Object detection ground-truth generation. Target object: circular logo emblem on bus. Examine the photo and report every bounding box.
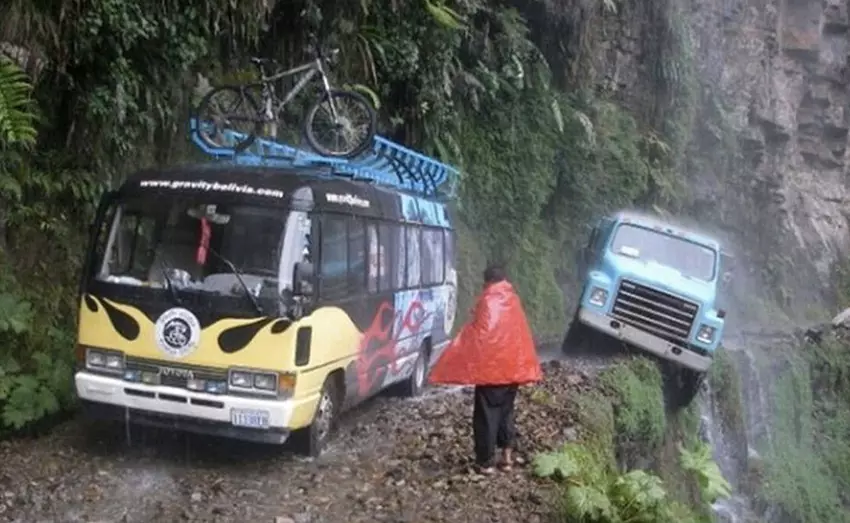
[154,308,201,359]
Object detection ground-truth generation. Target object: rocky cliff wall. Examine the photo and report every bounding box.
[584,0,850,318]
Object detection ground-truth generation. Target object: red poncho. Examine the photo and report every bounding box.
[429,280,542,386]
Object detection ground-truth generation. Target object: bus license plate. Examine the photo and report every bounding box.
[230,409,270,429]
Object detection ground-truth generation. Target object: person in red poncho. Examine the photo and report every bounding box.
[429,264,542,474]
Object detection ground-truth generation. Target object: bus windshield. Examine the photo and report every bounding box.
[609,223,717,282]
[96,198,312,298]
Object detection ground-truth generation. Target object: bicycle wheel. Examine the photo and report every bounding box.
[194,85,261,152]
[304,90,377,159]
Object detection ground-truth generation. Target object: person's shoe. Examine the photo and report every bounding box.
[475,464,496,475]
[498,449,513,471]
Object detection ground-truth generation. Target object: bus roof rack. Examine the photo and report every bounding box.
[188,118,459,199]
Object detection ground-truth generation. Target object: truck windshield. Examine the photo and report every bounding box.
[609,223,716,282]
[96,198,310,298]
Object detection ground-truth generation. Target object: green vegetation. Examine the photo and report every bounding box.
[757,331,850,522]
[533,357,729,522]
[709,346,746,438]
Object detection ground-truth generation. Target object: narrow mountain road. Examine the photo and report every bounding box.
[1,348,605,523]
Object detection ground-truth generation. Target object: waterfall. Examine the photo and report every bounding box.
[700,333,780,522]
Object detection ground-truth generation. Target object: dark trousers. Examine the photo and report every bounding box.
[472,384,519,466]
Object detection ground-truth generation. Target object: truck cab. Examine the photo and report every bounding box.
[566,211,726,404]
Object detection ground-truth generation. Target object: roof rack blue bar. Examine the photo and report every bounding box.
[188,118,459,198]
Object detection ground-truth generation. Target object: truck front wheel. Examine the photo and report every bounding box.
[563,308,591,355]
[672,367,706,408]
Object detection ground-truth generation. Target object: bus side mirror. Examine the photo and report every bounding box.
[293,262,314,297]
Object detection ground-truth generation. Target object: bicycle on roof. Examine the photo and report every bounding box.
[193,42,377,159]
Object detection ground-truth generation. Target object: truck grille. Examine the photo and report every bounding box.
[612,280,698,348]
[125,356,227,389]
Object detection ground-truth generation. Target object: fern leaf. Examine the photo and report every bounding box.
[564,484,614,518]
[424,0,465,29]
[532,450,581,480]
[0,57,37,148]
[679,443,733,503]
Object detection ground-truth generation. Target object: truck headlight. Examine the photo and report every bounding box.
[588,287,608,307]
[85,348,125,374]
[696,325,716,344]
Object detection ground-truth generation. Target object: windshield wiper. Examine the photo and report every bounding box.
[159,262,184,306]
[208,247,264,316]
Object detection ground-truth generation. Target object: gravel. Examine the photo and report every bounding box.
[0,353,608,523]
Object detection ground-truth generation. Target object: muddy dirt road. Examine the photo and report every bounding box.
[0,352,606,523]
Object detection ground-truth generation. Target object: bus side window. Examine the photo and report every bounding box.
[394,224,406,289]
[406,225,421,287]
[377,221,394,292]
[319,215,348,300]
[348,218,366,295]
[421,228,444,285]
[367,222,378,294]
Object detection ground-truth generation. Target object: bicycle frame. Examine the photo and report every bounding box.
[256,58,339,129]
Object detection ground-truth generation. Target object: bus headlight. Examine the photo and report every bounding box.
[588,287,608,307]
[229,371,253,388]
[228,368,285,396]
[696,325,716,344]
[85,348,125,374]
[253,373,277,391]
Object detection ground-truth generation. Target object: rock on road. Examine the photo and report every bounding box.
[0,352,600,523]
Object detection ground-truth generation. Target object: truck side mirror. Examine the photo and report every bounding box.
[292,261,314,297]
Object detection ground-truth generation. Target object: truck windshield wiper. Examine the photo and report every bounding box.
[158,262,184,306]
[208,247,264,316]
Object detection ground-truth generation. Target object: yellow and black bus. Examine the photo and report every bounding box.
[75,149,458,455]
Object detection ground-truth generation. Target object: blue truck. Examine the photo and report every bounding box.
[566,210,729,406]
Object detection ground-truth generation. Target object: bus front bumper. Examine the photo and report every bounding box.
[578,308,713,373]
[75,371,297,444]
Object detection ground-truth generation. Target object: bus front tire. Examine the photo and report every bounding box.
[293,376,339,457]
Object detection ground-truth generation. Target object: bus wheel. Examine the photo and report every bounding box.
[399,343,430,398]
[293,376,339,457]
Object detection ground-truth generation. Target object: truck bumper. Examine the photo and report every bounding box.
[75,371,299,444]
[578,308,713,373]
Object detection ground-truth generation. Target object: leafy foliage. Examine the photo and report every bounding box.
[0,57,37,149]
[678,442,733,503]
[532,443,706,523]
[0,0,272,432]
